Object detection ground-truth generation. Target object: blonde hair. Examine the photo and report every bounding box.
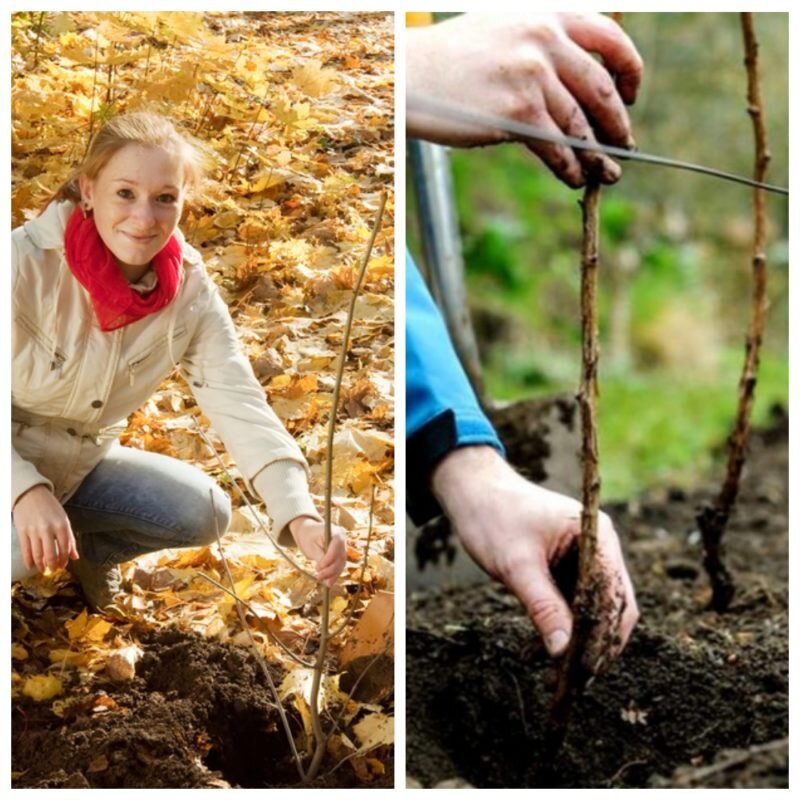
[47,112,207,208]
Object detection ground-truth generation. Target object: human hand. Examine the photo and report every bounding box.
[407,12,644,187]
[12,485,79,573]
[288,516,348,588]
[431,446,638,669]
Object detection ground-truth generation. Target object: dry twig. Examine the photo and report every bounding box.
[194,572,315,669]
[697,12,771,612]
[306,192,388,782]
[672,738,787,787]
[547,180,604,748]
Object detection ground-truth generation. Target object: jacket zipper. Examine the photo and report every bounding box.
[17,314,68,378]
[128,354,149,386]
[51,352,66,377]
[127,326,187,386]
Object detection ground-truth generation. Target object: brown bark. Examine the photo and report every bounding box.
[697,12,771,612]
[547,180,603,744]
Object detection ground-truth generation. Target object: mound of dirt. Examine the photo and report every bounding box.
[13,628,294,788]
[407,410,788,788]
[13,626,392,788]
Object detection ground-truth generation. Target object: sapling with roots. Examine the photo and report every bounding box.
[696,12,771,613]
[545,10,626,753]
[546,179,609,751]
[545,16,778,754]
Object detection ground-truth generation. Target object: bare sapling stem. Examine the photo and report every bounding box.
[697,12,771,612]
[32,12,46,69]
[547,180,603,750]
[83,36,101,159]
[305,192,388,783]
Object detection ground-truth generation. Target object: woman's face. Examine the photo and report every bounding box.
[79,144,185,271]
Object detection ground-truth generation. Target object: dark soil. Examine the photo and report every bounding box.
[12,625,392,788]
[407,410,788,788]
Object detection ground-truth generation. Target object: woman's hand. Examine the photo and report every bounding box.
[13,485,79,573]
[288,516,348,587]
[432,446,639,670]
[407,12,644,187]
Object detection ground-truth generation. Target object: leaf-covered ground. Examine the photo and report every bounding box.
[12,12,394,787]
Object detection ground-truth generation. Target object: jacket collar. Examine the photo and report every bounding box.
[23,200,74,250]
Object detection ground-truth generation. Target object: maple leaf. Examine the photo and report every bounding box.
[159,12,206,42]
[50,14,77,35]
[272,97,318,133]
[292,59,338,98]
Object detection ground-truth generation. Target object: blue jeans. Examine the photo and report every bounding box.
[12,444,232,581]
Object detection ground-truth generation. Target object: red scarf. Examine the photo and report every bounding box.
[64,206,182,332]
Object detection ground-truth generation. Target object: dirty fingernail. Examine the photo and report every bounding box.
[547,629,570,656]
[626,134,637,150]
[604,167,622,185]
[569,172,586,189]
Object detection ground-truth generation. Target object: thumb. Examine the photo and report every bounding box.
[507,556,574,657]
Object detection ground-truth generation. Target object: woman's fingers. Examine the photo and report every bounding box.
[40,531,59,572]
[317,566,339,588]
[17,525,77,574]
[54,524,76,570]
[13,487,77,574]
[18,530,34,571]
[314,527,347,585]
[29,534,45,572]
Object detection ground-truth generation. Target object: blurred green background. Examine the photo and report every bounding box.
[407,12,789,500]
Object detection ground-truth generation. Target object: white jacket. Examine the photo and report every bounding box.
[12,200,319,540]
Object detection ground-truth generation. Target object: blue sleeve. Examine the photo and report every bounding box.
[406,250,503,524]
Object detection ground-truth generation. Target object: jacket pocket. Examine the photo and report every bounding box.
[15,313,68,376]
[126,325,188,386]
[12,419,47,466]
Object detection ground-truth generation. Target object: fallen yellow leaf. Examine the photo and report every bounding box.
[366,757,385,775]
[48,648,91,667]
[11,643,28,661]
[84,617,113,642]
[65,608,89,640]
[22,674,63,702]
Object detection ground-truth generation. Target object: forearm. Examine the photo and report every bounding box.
[431,444,505,516]
[406,254,502,523]
[252,460,320,546]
